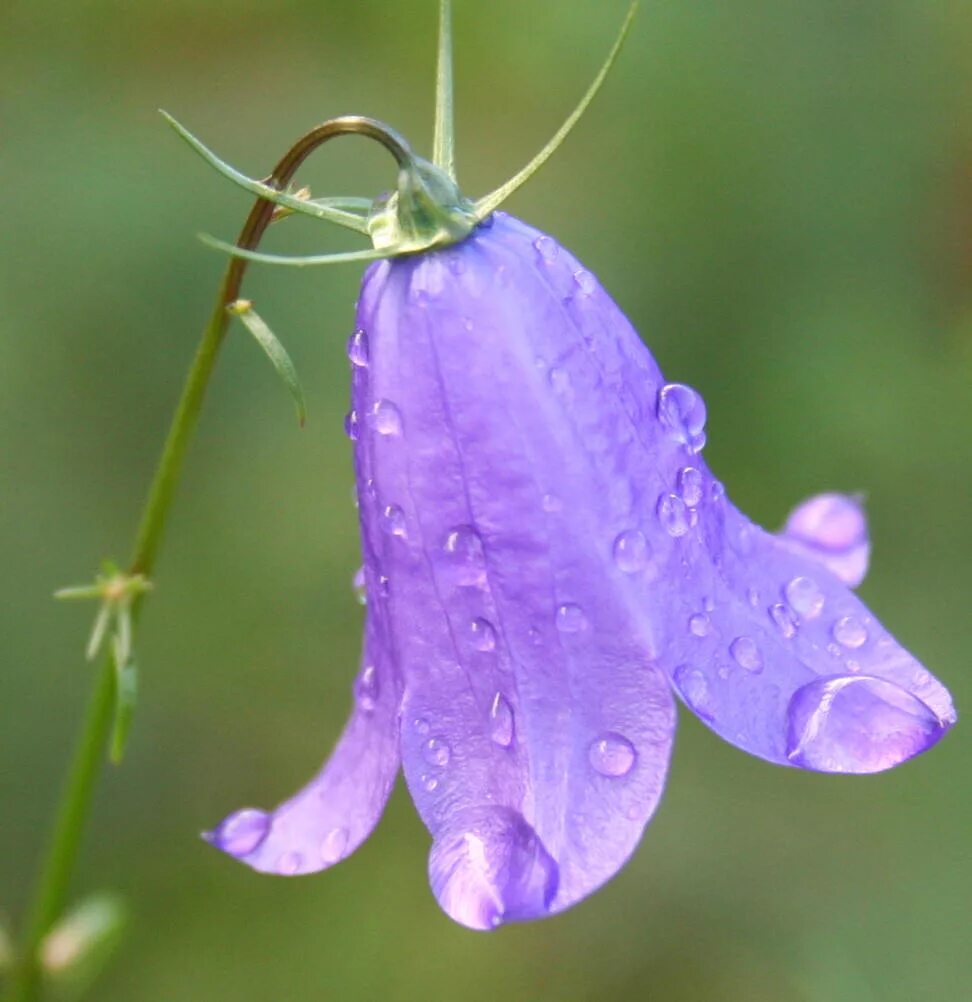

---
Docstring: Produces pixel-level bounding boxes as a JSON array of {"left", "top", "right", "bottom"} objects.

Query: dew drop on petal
[
  {"left": 343, "top": 409, "right": 359, "bottom": 441},
  {"left": 785, "top": 576, "right": 825, "bottom": 619},
  {"left": 355, "top": 664, "right": 379, "bottom": 711},
  {"left": 346, "top": 328, "right": 369, "bottom": 367},
  {"left": 833, "top": 616, "right": 867, "bottom": 649},
  {"left": 785, "top": 675, "right": 946, "bottom": 773},
  {"left": 413, "top": 717, "right": 430, "bottom": 736},
  {"left": 769, "top": 603, "right": 798, "bottom": 639},
  {"left": 277, "top": 851, "right": 302, "bottom": 875},
  {"left": 423, "top": 775, "right": 439, "bottom": 792},
  {"left": 428, "top": 807, "right": 559, "bottom": 930},
  {"left": 613, "top": 530, "right": 650, "bottom": 573},
  {"left": 381, "top": 505, "right": 407, "bottom": 538},
  {"left": 556, "top": 603, "right": 589, "bottom": 633},
  {"left": 588, "top": 733, "right": 636, "bottom": 777},
  {"left": 210, "top": 808, "right": 270, "bottom": 857},
  {"left": 657, "top": 493, "right": 691, "bottom": 538},
  {"left": 573, "top": 269, "right": 597, "bottom": 296},
  {"left": 423, "top": 738, "right": 452, "bottom": 767},
  {"left": 730, "top": 636, "right": 763, "bottom": 673},
  {"left": 351, "top": 566, "right": 367, "bottom": 605},
  {"left": 542, "top": 493, "right": 562, "bottom": 513},
  {"left": 688, "top": 613, "right": 711, "bottom": 637},
  {"left": 489, "top": 694, "right": 515, "bottom": 748},
  {"left": 674, "top": 665, "right": 714, "bottom": 720},
  {"left": 320, "top": 827, "right": 349, "bottom": 865},
  {"left": 533, "top": 235, "right": 559, "bottom": 264},
  {"left": 469, "top": 617, "right": 497, "bottom": 652},
  {"left": 371, "top": 399, "right": 403, "bottom": 436},
  {"left": 657, "top": 383, "right": 707, "bottom": 453},
  {"left": 548, "top": 367, "right": 571, "bottom": 394},
  {"left": 444, "top": 525, "right": 487, "bottom": 585},
  {"left": 710, "top": 481, "right": 725, "bottom": 503},
  {"left": 677, "top": 466, "right": 704, "bottom": 507}
]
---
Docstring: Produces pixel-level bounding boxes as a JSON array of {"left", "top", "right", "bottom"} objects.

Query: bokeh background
[{"left": 2, "top": 1, "right": 971, "bottom": 999}]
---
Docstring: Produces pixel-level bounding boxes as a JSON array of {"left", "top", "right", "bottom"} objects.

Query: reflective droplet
[
  {"left": 381, "top": 505, "right": 407, "bottom": 538},
  {"left": 657, "top": 493, "right": 691, "bottom": 538},
  {"left": 573, "top": 269, "right": 597, "bottom": 296},
  {"left": 613, "top": 530, "right": 650, "bottom": 573},
  {"left": 674, "top": 665, "right": 714, "bottom": 719},
  {"left": 277, "top": 852, "right": 302, "bottom": 875},
  {"left": 423, "top": 738, "right": 452, "bottom": 767},
  {"left": 677, "top": 466, "right": 704, "bottom": 507},
  {"left": 710, "top": 481, "right": 725, "bottom": 503},
  {"left": 730, "top": 636, "right": 763, "bottom": 673},
  {"left": 346, "top": 328, "right": 369, "bottom": 367},
  {"left": 785, "top": 675, "right": 946, "bottom": 773},
  {"left": 657, "top": 383, "right": 707, "bottom": 453},
  {"left": 469, "top": 617, "right": 497, "bottom": 652},
  {"left": 379, "top": 575, "right": 390, "bottom": 598},
  {"left": 548, "top": 367, "right": 571, "bottom": 394},
  {"left": 542, "top": 493, "right": 562, "bottom": 513},
  {"left": 833, "top": 616, "right": 867, "bottom": 649},
  {"left": 533, "top": 235, "right": 559, "bottom": 264},
  {"left": 321, "top": 827, "right": 349, "bottom": 865},
  {"left": 429, "top": 807, "right": 559, "bottom": 930},
  {"left": 489, "top": 693, "right": 515, "bottom": 748},
  {"left": 785, "top": 576, "right": 825, "bottom": 619},
  {"left": 588, "top": 733, "right": 636, "bottom": 777},
  {"left": 689, "top": 613, "right": 711, "bottom": 637},
  {"left": 352, "top": 566, "right": 366, "bottom": 605},
  {"left": 423, "top": 775, "right": 439, "bottom": 792},
  {"left": 343, "top": 409, "right": 359, "bottom": 441},
  {"left": 769, "top": 603, "right": 798, "bottom": 639},
  {"left": 747, "top": 587, "right": 760, "bottom": 608},
  {"left": 371, "top": 399, "right": 403, "bottom": 436},
  {"left": 444, "top": 526, "right": 487, "bottom": 585},
  {"left": 355, "top": 664, "right": 379, "bottom": 711},
  {"left": 210, "top": 808, "right": 269, "bottom": 857},
  {"left": 413, "top": 717, "right": 430, "bottom": 736},
  {"left": 555, "top": 603, "right": 588, "bottom": 633}
]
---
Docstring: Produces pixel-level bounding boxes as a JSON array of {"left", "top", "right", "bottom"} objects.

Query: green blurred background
[{"left": 2, "top": 1, "right": 970, "bottom": 999}]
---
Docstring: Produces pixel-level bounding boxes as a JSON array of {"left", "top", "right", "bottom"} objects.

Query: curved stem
[{"left": 3, "top": 116, "right": 377, "bottom": 1002}]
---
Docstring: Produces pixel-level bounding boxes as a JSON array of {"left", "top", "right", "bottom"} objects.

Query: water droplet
[
  {"left": 556, "top": 603, "right": 588, "bottom": 633},
  {"left": 613, "top": 530, "right": 650, "bottom": 573},
  {"left": 786, "top": 675, "right": 946, "bottom": 773},
  {"left": 833, "top": 616, "right": 867, "bottom": 649},
  {"left": 423, "top": 775, "right": 439, "bottom": 792},
  {"left": 710, "top": 481, "right": 725, "bottom": 503},
  {"left": 444, "top": 526, "right": 487, "bottom": 585},
  {"left": 588, "top": 733, "right": 636, "bottom": 777},
  {"left": 730, "top": 636, "right": 763, "bottom": 673},
  {"left": 769, "top": 603, "right": 798, "bottom": 639},
  {"left": 413, "top": 717, "right": 430, "bottom": 736},
  {"left": 657, "top": 383, "right": 707, "bottom": 453},
  {"left": 423, "top": 738, "right": 452, "bottom": 767},
  {"left": 573, "top": 269, "right": 597, "bottom": 296},
  {"left": 381, "top": 504, "right": 407, "bottom": 538},
  {"left": 469, "top": 618, "right": 497, "bottom": 652},
  {"left": 379, "top": 575, "right": 390, "bottom": 598},
  {"left": 277, "top": 851, "right": 302, "bottom": 875},
  {"left": 211, "top": 808, "right": 270, "bottom": 857},
  {"left": 548, "top": 367, "right": 571, "bottom": 394},
  {"left": 542, "top": 493, "right": 562, "bottom": 513},
  {"left": 689, "top": 613, "right": 711, "bottom": 637},
  {"left": 429, "top": 807, "right": 559, "bottom": 930},
  {"left": 346, "top": 328, "right": 369, "bottom": 367},
  {"left": 785, "top": 576, "right": 825, "bottom": 619},
  {"left": 533, "top": 235, "right": 559, "bottom": 263},
  {"left": 657, "top": 493, "right": 691, "bottom": 537},
  {"left": 371, "top": 399, "right": 403, "bottom": 436},
  {"left": 677, "top": 466, "right": 704, "bottom": 507},
  {"left": 355, "top": 664, "right": 379, "bottom": 711},
  {"left": 321, "top": 827, "right": 349, "bottom": 864},
  {"left": 914, "top": 669, "right": 930, "bottom": 687},
  {"left": 489, "top": 694, "right": 515, "bottom": 748},
  {"left": 343, "top": 409, "right": 359, "bottom": 441},
  {"left": 747, "top": 587, "right": 760, "bottom": 608},
  {"left": 351, "top": 566, "right": 366, "bottom": 605},
  {"left": 673, "top": 665, "right": 714, "bottom": 719}
]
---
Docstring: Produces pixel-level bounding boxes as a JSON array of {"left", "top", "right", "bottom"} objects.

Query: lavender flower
[{"left": 206, "top": 212, "right": 955, "bottom": 928}]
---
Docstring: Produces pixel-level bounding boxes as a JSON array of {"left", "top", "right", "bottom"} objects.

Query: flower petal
[
  {"left": 205, "top": 604, "right": 400, "bottom": 875},
  {"left": 354, "top": 217, "right": 676, "bottom": 927},
  {"left": 777, "top": 492, "right": 870, "bottom": 587}
]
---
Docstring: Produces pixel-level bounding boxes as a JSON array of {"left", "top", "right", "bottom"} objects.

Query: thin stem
[
  {"left": 432, "top": 0, "right": 456, "bottom": 180},
  {"left": 4, "top": 117, "right": 374, "bottom": 1002}
]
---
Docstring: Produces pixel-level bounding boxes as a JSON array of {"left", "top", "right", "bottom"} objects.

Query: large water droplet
[
  {"left": 769, "top": 603, "right": 798, "bottom": 639},
  {"left": 588, "top": 733, "right": 636, "bottom": 777},
  {"left": 657, "top": 493, "right": 691, "bottom": 538},
  {"left": 657, "top": 383, "right": 707, "bottom": 453},
  {"left": 428, "top": 807, "right": 559, "bottom": 930},
  {"left": 423, "top": 738, "right": 452, "bottom": 767},
  {"left": 355, "top": 664, "right": 379, "bottom": 711},
  {"left": 346, "top": 328, "right": 369, "bottom": 367},
  {"left": 673, "top": 665, "right": 714, "bottom": 720},
  {"left": 381, "top": 505, "right": 407, "bottom": 538},
  {"left": 677, "top": 466, "right": 704, "bottom": 507},
  {"left": 489, "top": 694, "right": 515, "bottom": 748},
  {"left": 444, "top": 525, "right": 487, "bottom": 585},
  {"left": 277, "top": 851, "right": 302, "bottom": 875},
  {"left": 785, "top": 576, "right": 825, "bottom": 619},
  {"left": 613, "top": 530, "right": 650, "bottom": 573},
  {"left": 343, "top": 410, "right": 359, "bottom": 441},
  {"left": 352, "top": 566, "right": 367, "bottom": 605},
  {"left": 688, "top": 613, "right": 711, "bottom": 637},
  {"left": 210, "top": 808, "right": 270, "bottom": 857},
  {"left": 729, "top": 636, "right": 763, "bottom": 673},
  {"left": 533, "top": 235, "right": 559, "bottom": 264},
  {"left": 321, "top": 827, "right": 349, "bottom": 865},
  {"left": 556, "top": 603, "right": 588, "bottom": 633},
  {"left": 371, "top": 399, "right": 403, "bottom": 436},
  {"left": 833, "top": 616, "right": 867, "bottom": 649},
  {"left": 785, "top": 675, "right": 946, "bottom": 773},
  {"left": 469, "top": 617, "right": 497, "bottom": 652}
]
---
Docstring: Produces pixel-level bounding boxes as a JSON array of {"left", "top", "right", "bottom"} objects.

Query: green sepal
[
  {"left": 202, "top": 235, "right": 390, "bottom": 268},
  {"left": 228, "top": 300, "right": 307, "bottom": 426}
]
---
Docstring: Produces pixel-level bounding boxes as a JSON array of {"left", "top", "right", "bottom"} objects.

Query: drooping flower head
[{"left": 186, "top": 2, "right": 955, "bottom": 930}]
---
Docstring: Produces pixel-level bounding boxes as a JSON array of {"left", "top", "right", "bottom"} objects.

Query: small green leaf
[
  {"left": 39, "top": 893, "right": 127, "bottom": 997},
  {"left": 84, "top": 603, "right": 112, "bottom": 662},
  {"left": 109, "top": 648, "right": 137, "bottom": 765},
  {"left": 228, "top": 300, "right": 307, "bottom": 426}
]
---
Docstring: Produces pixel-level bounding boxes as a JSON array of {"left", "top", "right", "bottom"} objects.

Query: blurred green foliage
[{"left": 1, "top": 1, "right": 970, "bottom": 1000}]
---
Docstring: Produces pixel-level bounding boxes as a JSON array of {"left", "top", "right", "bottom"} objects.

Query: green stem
[{"left": 3, "top": 119, "right": 358, "bottom": 1002}]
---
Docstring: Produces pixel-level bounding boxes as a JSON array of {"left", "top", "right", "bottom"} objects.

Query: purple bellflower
[{"left": 188, "top": 4, "right": 955, "bottom": 930}]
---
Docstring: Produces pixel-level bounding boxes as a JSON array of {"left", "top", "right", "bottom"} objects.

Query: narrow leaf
[
  {"left": 228, "top": 301, "right": 307, "bottom": 426},
  {"left": 85, "top": 604, "right": 111, "bottom": 662},
  {"left": 433, "top": 0, "right": 456, "bottom": 180},
  {"left": 202, "top": 234, "right": 390, "bottom": 269},
  {"left": 109, "top": 651, "right": 138, "bottom": 765}
]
